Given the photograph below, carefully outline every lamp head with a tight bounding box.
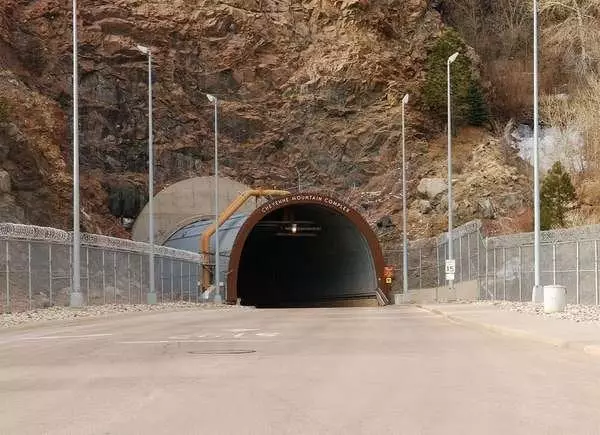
[448,52,459,63]
[402,94,409,105]
[136,44,149,55]
[206,94,217,103]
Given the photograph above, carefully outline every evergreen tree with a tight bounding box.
[467,82,488,126]
[540,162,576,230]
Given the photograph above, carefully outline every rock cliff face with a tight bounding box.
[0,0,531,241]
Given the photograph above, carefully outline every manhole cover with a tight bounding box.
[187,349,256,355]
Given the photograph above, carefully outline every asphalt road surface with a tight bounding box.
[2,306,600,435]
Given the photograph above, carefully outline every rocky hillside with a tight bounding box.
[0,0,531,242]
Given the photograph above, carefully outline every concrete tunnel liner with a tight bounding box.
[227,194,386,305]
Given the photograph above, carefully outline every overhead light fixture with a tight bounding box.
[291,223,297,234]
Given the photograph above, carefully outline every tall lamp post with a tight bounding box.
[532,0,542,303]
[136,44,156,304]
[70,0,83,307]
[206,94,222,304]
[447,52,459,292]
[401,93,409,295]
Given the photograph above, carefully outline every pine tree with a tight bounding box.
[540,162,576,230]
[467,82,488,126]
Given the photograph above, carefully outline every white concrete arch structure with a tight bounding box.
[132,176,259,245]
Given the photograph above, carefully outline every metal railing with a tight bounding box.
[0,223,201,313]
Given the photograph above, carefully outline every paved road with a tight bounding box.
[2,306,600,435]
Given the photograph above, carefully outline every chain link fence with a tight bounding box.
[0,223,201,313]
[384,220,485,295]
[484,225,600,305]
[385,220,600,305]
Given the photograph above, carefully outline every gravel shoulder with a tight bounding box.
[0,302,248,329]
[473,300,600,323]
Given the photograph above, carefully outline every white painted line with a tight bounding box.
[227,328,260,333]
[19,333,113,341]
[256,332,280,337]
[118,339,273,344]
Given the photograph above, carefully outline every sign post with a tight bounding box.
[445,259,455,282]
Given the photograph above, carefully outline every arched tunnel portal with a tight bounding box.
[227,194,386,307]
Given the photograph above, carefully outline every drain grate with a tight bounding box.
[187,349,256,355]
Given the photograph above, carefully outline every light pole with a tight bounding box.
[70,0,83,307]
[136,44,156,304]
[207,93,222,304]
[532,0,542,303]
[401,93,409,295]
[447,52,459,292]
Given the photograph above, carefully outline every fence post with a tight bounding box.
[5,241,9,313]
[576,241,580,304]
[493,248,497,300]
[485,241,490,300]
[419,248,422,289]
[160,257,164,303]
[467,232,471,281]
[503,247,507,301]
[48,243,53,306]
[188,262,192,302]
[180,262,183,301]
[436,244,440,288]
[552,243,557,285]
[594,240,600,305]
[102,249,106,305]
[170,259,174,301]
[459,235,463,282]
[127,253,131,304]
[195,263,199,303]
[28,242,32,310]
[113,251,117,303]
[139,255,143,304]
[518,246,523,302]
[86,247,90,305]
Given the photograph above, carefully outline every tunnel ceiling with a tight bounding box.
[227,194,385,307]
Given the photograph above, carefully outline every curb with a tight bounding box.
[417,305,600,358]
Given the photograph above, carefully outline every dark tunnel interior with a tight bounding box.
[237,204,377,307]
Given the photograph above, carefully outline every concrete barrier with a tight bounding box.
[394,280,479,304]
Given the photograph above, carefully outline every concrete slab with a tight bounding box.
[419,302,600,357]
[3,306,600,434]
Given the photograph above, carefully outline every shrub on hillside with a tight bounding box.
[0,98,11,123]
[108,184,148,219]
[541,161,576,230]
[422,29,488,127]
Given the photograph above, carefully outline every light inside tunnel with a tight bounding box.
[236,204,377,307]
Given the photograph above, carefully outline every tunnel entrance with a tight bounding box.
[227,194,386,307]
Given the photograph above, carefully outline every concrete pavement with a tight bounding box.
[420,303,600,357]
[2,306,600,434]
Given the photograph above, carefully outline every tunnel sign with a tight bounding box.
[445,260,455,281]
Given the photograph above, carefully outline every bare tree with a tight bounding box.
[539,0,600,76]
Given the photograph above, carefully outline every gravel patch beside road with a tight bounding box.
[475,301,600,323]
[0,302,246,328]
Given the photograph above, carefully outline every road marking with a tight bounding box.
[118,339,272,344]
[227,328,260,333]
[19,333,113,341]
[256,332,280,337]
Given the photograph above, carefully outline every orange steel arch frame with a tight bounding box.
[200,189,290,290]
[225,193,388,304]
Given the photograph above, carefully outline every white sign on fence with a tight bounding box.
[445,273,455,281]
[445,259,456,274]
